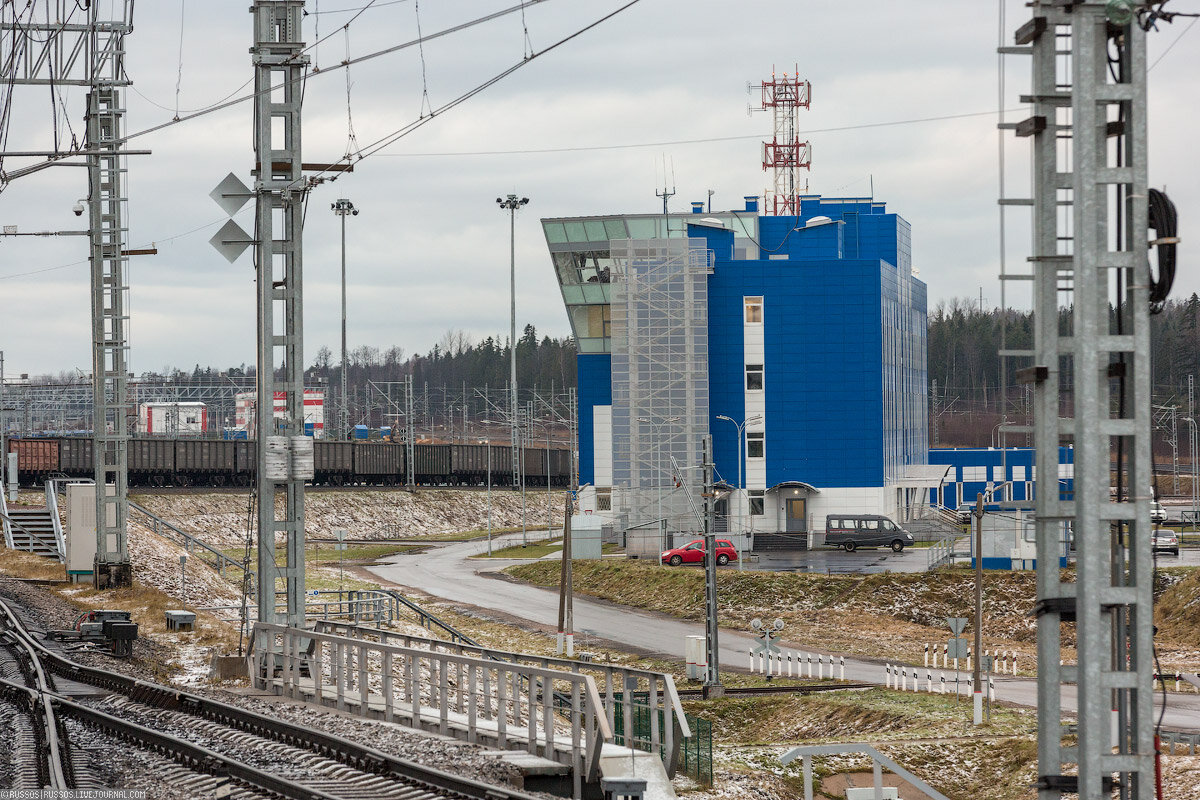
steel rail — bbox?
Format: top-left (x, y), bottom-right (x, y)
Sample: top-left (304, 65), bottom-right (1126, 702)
top-left (0, 600), bottom-right (71, 790)
top-left (0, 595), bottom-right (539, 800)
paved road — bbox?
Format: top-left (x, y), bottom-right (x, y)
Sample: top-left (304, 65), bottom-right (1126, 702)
top-left (747, 545), bottom-right (933, 573)
top-left (368, 533), bottom-right (1200, 731)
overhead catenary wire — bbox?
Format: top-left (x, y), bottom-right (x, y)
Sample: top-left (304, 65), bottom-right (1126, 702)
top-left (372, 108), bottom-right (1027, 158)
top-left (116, 0), bottom-right (557, 145)
top-left (295, 0), bottom-right (646, 187)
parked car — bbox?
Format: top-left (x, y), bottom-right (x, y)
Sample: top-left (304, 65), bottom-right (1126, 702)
top-left (824, 514), bottom-right (915, 552)
top-left (1151, 501), bottom-right (1167, 524)
top-left (661, 539), bottom-right (738, 566)
top-left (1151, 529), bottom-right (1179, 556)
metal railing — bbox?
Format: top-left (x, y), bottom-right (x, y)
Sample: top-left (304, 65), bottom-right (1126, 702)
top-left (314, 620), bottom-right (691, 778)
top-left (43, 481), bottom-right (65, 561)
top-left (781, 742), bottom-right (950, 800)
top-left (375, 589), bottom-right (479, 645)
top-left (251, 623), bottom-right (613, 797)
top-left (925, 534), bottom-right (966, 570)
top-left (0, 488), bottom-right (11, 549)
top-left (128, 500), bottom-right (250, 580)
top-left (199, 589), bottom-right (399, 623)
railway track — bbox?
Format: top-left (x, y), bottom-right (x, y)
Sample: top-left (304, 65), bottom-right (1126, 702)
top-left (0, 596), bottom-right (538, 799)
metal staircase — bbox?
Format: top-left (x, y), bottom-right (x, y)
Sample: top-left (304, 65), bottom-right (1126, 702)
top-left (2, 506), bottom-right (62, 561)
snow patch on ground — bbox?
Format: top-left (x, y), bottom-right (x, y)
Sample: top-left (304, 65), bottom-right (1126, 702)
top-left (131, 489), bottom-right (564, 548)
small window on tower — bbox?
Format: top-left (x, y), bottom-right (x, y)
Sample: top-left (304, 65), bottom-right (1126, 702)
top-left (749, 490), bottom-right (765, 516)
top-left (747, 432), bottom-right (765, 459)
top-left (746, 364), bottom-right (764, 391)
top-left (744, 297), bottom-right (763, 324)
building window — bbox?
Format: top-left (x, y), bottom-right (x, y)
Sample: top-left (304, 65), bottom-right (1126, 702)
top-left (745, 364), bottom-right (764, 391)
top-left (749, 490), bottom-right (764, 516)
top-left (744, 296), bottom-right (763, 324)
top-left (596, 489), bottom-right (612, 511)
top-left (747, 432), bottom-right (765, 459)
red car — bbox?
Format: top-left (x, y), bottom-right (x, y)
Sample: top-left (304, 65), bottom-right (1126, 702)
top-left (661, 539), bottom-right (738, 566)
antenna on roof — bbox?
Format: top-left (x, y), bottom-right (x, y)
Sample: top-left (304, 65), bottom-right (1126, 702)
top-left (655, 153), bottom-right (676, 216)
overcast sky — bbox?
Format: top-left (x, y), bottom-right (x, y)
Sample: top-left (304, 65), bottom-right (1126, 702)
top-left (1, 0), bottom-right (1197, 378)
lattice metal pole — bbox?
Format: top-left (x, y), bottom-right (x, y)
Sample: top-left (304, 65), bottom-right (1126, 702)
top-left (252, 1), bottom-right (308, 628)
top-left (1014, 4), bottom-right (1155, 797)
top-left (85, 5), bottom-right (136, 588)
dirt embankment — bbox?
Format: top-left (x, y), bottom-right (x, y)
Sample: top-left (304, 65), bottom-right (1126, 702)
top-left (131, 488), bottom-right (566, 548)
top-left (506, 561), bottom-right (1200, 672)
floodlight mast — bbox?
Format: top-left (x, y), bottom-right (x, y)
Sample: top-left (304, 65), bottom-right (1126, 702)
top-left (332, 198), bottom-right (357, 441)
top-left (497, 194), bottom-right (529, 490)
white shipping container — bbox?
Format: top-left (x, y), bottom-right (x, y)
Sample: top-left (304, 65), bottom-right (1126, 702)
top-left (138, 402), bottom-right (208, 435)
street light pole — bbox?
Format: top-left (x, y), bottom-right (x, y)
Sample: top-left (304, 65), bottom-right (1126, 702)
top-left (716, 413), bottom-right (762, 569)
top-left (332, 199), bottom-right (358, 440)
top-left (497, 194), bottom-right (529, 490)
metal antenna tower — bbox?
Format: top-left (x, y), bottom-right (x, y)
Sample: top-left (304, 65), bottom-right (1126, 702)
top-left (752, 68), bottom-right (811, 216)
top-left (655, 155), bottom-right (675, 216)
top-left (1007, 4), bottom-right (1154, 796)
top-left (0, 1), bottom-right (140, 588)
top-left (253, 0), bottom-right (309, 628)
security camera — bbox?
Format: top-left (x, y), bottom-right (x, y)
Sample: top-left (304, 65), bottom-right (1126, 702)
top-left (72, 202), bottom-right (84, 217)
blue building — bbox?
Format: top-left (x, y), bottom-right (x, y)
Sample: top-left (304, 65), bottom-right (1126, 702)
top-left (543, 195), bottom-right (933, 550)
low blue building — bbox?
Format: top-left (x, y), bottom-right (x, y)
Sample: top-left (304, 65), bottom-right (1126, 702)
top-left (927, 446), bottom-right (1076, 511)
top-left (543, 194), bottom-right (934, 550)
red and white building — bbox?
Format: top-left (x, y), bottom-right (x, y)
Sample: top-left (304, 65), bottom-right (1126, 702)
top-left (138, 402), bottom-right (209, 435)
top-left (235, 390), bottom-right (325, 438)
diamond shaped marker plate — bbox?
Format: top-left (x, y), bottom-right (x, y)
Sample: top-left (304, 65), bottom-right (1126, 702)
top-left (209, 219), bottom-right (253, 264)
top-left (210, 172), bottom-right (253, 216)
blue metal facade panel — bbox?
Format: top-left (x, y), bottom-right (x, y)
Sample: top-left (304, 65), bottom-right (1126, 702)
top-left (706, 249), bottom-right (887, 487)
top-left (927, 446), bottom-right (1076, 508)
top-left (576, 353), bottom-right (612, 486)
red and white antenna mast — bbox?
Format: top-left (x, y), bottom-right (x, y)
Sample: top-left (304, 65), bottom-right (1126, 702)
top-left (752, 68), bottom-right (811, 216)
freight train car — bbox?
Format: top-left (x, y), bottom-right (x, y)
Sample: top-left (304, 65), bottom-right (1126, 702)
top-left (7, 439), bottom-right (58, 485)
top-left (7, 436), bottom-right (572, 489)
top-left (353, 442), bottom-right (405, 485)
top-left (175, 440), bottom-right (236, 487)
top-left (414, 444), bottom-right (451, 484)
top-left (314, 441), bottom-right (354, 485)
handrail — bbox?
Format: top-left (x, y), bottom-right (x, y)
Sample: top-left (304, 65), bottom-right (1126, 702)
top-left (316, 620), bottom-right (690, 774)
top-left (0, 488), bottom-right (11, 549)
top-left (253, 622), bottom-right (614, 791)
top-left (376, 589), bottom-right (480, 645)
top-left (44, 481), bottom-right (65, 562)
top-left (128, 500), bottom-right (250, 580)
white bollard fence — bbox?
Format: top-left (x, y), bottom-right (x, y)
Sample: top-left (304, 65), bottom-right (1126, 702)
top-left (926, 644), bottom-right (1022, 675)
top-left (751, 648), bottom-right (847, 682)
